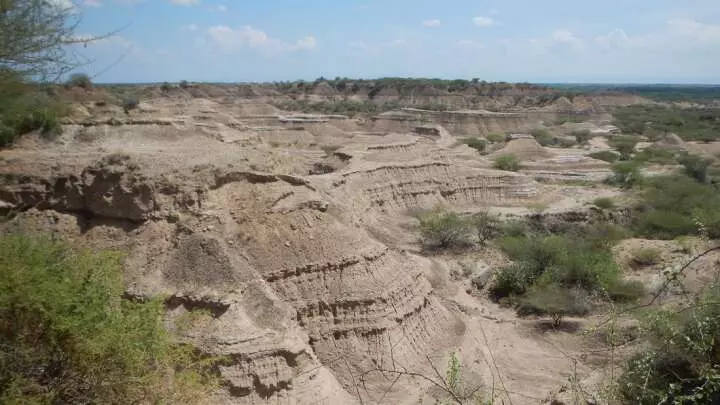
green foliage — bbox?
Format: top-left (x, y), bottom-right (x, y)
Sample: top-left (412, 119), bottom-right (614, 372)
top-left (572, 129), bottom-right (593, 144)
top-left (417, 207), bottom-right (474, 249)
top-left (160, 81), bottom-right (172, 92)
top-left (613, 105), bottom-right (720, 141)
top-left (620, 281), bottom-right (720, 404)
top-left (518, 283), bottom-right (590, 326)
top-left (608, 161), bottom-right (643, 189)
top-left (678, 153), bottom-right (713, 183)
top-left (0, 89), bottom-right (67, 146)
top-left (493, 154), bottom-right (522, 171)
top-left (632, 147), bottom-right (677, 165)
top-left (486, 132), bottom-right (506, 143)
top-left (65, 73), bottom-right (93, 89)
top-left (459, 137), bottom-right (487, 153)
top-left (0, 235), bottom-right (218, 404)
top-left (531, 128), bottom-right (556, 146)
top-left (593, 197), bottom-right (615, 210)
top-left (555, 115), bottom-right (589, 125)
top-left (588, 150), bottom-right (620, 163)
top-left (609, 135), bottom-right (640, 159)
top-left (471, 211), bottom-right (502, 245)
top-left (179, 80), bottom-right (190, 89)
top-left (490, 229), bottom-right (641, 308)
top-left (630, 247), bottom-right (662, 268)
top-left (633, 175), bottom-right (720, 239)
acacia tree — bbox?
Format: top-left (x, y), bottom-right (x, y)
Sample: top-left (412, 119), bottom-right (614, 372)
top-left (0, 0), bottom-right (90, 80)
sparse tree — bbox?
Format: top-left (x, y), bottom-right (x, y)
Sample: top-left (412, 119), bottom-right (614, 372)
top-left (0, 0), bottom-right (105, 80)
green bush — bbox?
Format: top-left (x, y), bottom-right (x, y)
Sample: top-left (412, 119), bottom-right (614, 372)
top-left (417, 207), bottom-right (473, 249)
top-left (494, 154), bottom-right (522, 171)
top-left (603, 279), bottom-right (645, 302)
top-left (678, 153), bottom-right (713, 183)
top-left (492, 231), bottom-right (634, 309)
top-left (486, 132), bottom-right (506, 143)
top-left (609, 135), bottom-right (640, 159)
top-left (489, 263), bottom-right (535, 300)
top-left (607, 161), bottom-right (643, 189)
top-left (620, 281), bottom-right (720, 404)
top-left (531, 128), bottom-right (555, 146)
top-left (0, 235), bottom-right (218, 404)
top-left (518, 283), bottom-right (590, 326)
top-left (0, 93), bottom-right (67, 146)
top-left (460, 137), bottom-right (487, 153)
top-left (593, 197), bottom-right (615, 209)
top-left (572, 129), bottom-right (593, 144)
top-left (632, 147), bottom-right (677, 165)
top-left (179, 80), bottom-right (190, 89)
top-left (65, 73), bottom-right (93, 89)
top-left (588, 150), bottom-right (620, 163)
top-left (633, 175), bottom-right (720, 239)
top-left (471, 211), bottom-right (502, 245)
top-left (630, 247), bottom-right (662, 268)
top-left (613, 104), bottom-right (720, 142)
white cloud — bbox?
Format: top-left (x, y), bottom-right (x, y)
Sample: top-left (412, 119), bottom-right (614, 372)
top-left (422, 20), bottom-right (441, 27)
top-left (666, 19), bottom-right (720, 43)
top-left (206, 26), bottom-right (317, 54)
top-left (216, 4), bottom-right (227, 11)
top-left (181, 24), bottom-right (200, 31)
top-left (83, 0), bottom-right (102, 7)
top-left (472, 16), bottom-right (495, 27)
top-left (296, 36), bottom-right (317, 50)
top-left (552, 29), bottom-right (584, 48)
top-left (169, 0), bottom-right (200, 6)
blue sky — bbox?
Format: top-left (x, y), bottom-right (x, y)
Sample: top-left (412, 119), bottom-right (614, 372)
top-left (70, 0), bottom-right (720, 83)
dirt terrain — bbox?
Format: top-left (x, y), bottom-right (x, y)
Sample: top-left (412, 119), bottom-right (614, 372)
top-left (0, 85), bottom-right (709, 404)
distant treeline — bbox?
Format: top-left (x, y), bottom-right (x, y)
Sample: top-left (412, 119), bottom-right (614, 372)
top-left (549, 84), bottom-right (720, 103)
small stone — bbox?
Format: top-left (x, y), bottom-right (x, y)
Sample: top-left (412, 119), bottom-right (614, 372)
top-left (284, 241), bottom-right (291, 247)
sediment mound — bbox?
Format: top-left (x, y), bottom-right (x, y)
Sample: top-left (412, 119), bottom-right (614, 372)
top-left (324, 161), bottom-right (539, 214)
top-left (0, 159), bottom-right (460, 404)
top-left (488, 138), bottom-right (555, 161)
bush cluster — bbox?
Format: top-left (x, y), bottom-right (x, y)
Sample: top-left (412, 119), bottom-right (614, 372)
top-left (0, 236), bottom-right (219, 404)
top-left (459, 137), bottom-right (487, 153)
top-left (633, 174), bottom-right (720, 239)
top-left (489, 226), bottom-right (643, 320)
top-left (416, 207), bottom-right (502, 249)
top-left (613, 105), bottom-right (720, 142)
top-left (620, 281), bottom-right (720, 404)
top-left (588, 150), bottom-right (620, 163)
top-left (486, 132), bottom-right (506, 143)
top-left (493, 154), bottom-right (522, 171)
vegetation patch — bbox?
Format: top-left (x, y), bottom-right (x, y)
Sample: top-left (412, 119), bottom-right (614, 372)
top-left (493, 154), bottom-right (522, 171)
top-left (489, 225), bottom-right (642, 322)
top-left (632, 174), bottom-right (720, 239)
top-left (0, 235), bottom-right (220, 404)
top-left (620, 280), bottom-right (720, 404)
top-left (486, 132), bottom-right (506, 143)
top-left (607, 161), bottom-right (644, 189)
top-left (459, 137), bottom-right (487, 153)
top-left (614, 105), bottom-right (720, 142)
top-left (593, 197), bottom-right (616, 210)
top-left (588, 150), bottom-right (620, 163)
top-left (629, 247), bottom-right (662, 268)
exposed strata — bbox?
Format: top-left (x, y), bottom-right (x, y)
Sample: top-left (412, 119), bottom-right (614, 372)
top-left (0, 86), bottom-right (622, 404)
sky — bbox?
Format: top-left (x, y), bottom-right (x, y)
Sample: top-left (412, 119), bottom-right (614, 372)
top-left (67, 0), bottom-right (720, 84)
